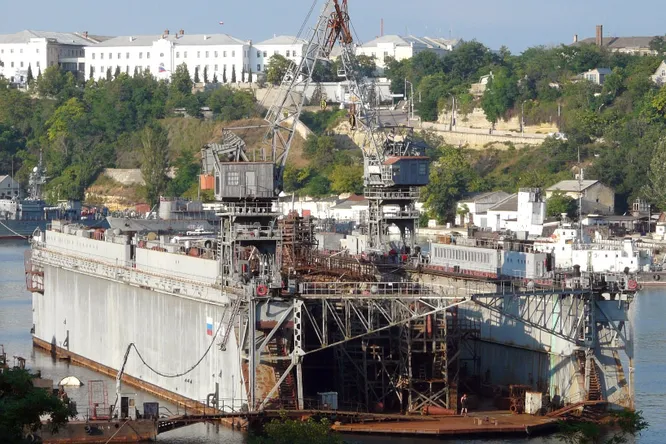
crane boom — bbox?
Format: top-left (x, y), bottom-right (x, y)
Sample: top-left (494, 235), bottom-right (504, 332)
top-left (263, 0), bottom-right (345, 192)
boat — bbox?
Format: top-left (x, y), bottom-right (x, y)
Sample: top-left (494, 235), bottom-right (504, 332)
top-left (0, 154), bottom-right (108, 239)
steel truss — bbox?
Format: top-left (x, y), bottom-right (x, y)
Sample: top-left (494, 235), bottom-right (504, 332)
top-left (240, 281), bottom-right (635, 413)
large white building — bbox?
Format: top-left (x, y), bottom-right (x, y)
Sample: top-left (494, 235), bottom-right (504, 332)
top-left (0, 30), bottom-right (100, 85)
top-left (252, 35), bottom-right (306, 77)
top-left (356, 35), bottom-right (460, 73)
top-left (85, 30), bottom-right (252, 82)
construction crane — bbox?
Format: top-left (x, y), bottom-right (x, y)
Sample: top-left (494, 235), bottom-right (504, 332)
top-left (328, 1), bottom-right (430, 254)
top-left (200, 0), bottom-right (377, 291)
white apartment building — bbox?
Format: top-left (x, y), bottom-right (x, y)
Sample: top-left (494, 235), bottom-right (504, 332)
top-left (251, 35), bottom-right (306, 78)
top-left (0, 30), bottom-right (98, 85)
top-left (85, 30), bottom-right (251, 83)
top-left (356, 35), bottom-right (460, 74)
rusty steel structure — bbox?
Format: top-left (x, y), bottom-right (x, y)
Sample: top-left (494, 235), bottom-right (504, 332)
top-left (27, 0), bottom-right (638, 429)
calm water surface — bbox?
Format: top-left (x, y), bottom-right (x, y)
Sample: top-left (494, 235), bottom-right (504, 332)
top-left (0, 240), bottom-right (659, 443)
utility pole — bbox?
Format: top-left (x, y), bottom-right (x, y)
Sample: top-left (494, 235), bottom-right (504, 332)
top-left (521, 101), bottom-right (525, 135)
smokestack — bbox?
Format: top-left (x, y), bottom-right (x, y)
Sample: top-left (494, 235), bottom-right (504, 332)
top-left (595, 25), bottom-right (603, 47)
top-left (83, 31), bottom-right (88, 39)
top-left (573, 34), bottom-right (578, 43)
top-left (381, 18), bottom-right (384, 37)
top-left (179, 29), bottom-right (185, 37)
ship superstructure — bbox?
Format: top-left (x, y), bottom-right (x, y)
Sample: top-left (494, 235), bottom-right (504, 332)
top-left (28, 0), bottom-right (638, 423)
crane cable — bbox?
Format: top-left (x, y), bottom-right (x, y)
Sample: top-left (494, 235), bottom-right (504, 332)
top-left (125, 314), bottom-right (225, 379)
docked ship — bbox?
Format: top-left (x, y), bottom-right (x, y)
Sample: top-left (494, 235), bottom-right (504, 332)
top-left (26, 1), bottom-right (637, 434)
top-left (0, 155), bottom-right (107, 239)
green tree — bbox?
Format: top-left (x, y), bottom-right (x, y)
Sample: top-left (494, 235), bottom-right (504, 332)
top-left (45, 97), bottom-right (87, 142)
top-left (212, 72), bottom-right (218, 84)
top-left (171, 63), bottom-right (193, 95)
top-left (222, 65), bottom-right (227, 83)
top-left (203, 65), bottom-right (209, 84)
top-left (231, 65), bottom-right (237, 83)
top-left (168, 149), bottom-right (200, 196)
top-left (249, 416), bottom-right (342, 444)
top-left (556, 409), bottom-right (647, 444)
top-left (356, 54), bottom-right (377, 78)
top-left (303, 135), bottom-right (336, 171)
top-left (329, 163), bottom-right (363, 194)
top-left (140, 122), bottom-right (170, 206)
top-left (0, 367), bottom-right (74, 442)
top-left (207, 87), bottom-right (257, 121)
top-left (482, 68), bottom-right (519, 124)
top-left (114, 65), bottom-right (121, 79)
top-left (26, 64), bottom-right (34, 84)
top-left (546, 190), bottom-right (578, 219)
top-left (422, 146), bottom-right (482, 223)
top-left (643, 139), bottom-right (666, 211)
top-left (194, 66), bottom-right (200, 84)
top-left (266, 54), bottom-right (291, 85)
top-left (106, 67), bottom-right (112, 81)
top-left (416, 73), bottom-right (449, 121)
top-left (35, 66), bottom-right (66, 98)
top-left (649, 36), bottom-right (666, 55)
top-left (247, 66), bottom-right (253, 84)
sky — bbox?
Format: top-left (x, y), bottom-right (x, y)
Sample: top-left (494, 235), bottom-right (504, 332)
top-left (1, 0), bottom-right (664, 53)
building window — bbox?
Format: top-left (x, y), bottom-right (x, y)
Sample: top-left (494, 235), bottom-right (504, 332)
top-left (118, 53), bottom-right (121, 59)
top-left (100, 53), bottom-right (104, 59)
top-left (274, 50), bottom-right (278, 55)
top-left (36, 48), bottom-right (39, 53)
top-left (184, 51), bottom-right (188, 57)
top-left (109, 52), bottom-right (112, 59)
top-left (223, 51), bottom-right (227, 57)
top-left (92, 53), bottom-right (96, 60)
top-left (263, 51), bottom-right (267, 57)
top-left (146, 52), bottom-right (150, 59)
top-left (10, 49), bottom-right (13, 53)
top-left (257, 51), bottom-right (261, 58)
top-left (101, 65), bottom-right (104, 72)
top-left (176, 52), bottom-right (180, 58)
top-left (197, 51), bottom-right (200, 58)
top-left (226, 171), bottom-right (240, 186)
top-left (232, 50), bottom-right (235, 57)
top-left (10, 62), bottom-right (14, 68)
top-left (36, 61), bottom-right (40, 67)
top-left (126, 52), bottom-right (130, 59)
top-left (19, 48), bottom-right (23, 53)
top-left (293, 51), bottom-right (297, 57)
top-left (214, 51), bottom-right (218, 57)
top-left (418, 163), bottom-right (427, 175)
top-left (20, 62), bottom-right (23, 67)
top-left (214, 64), bottom-right (218, 71)
top-left (286, 50), bottom-right (290, 57)
top-left (139, 52), bottom-right (143, 59)
top-left (257, 64), bottom-right (261, 72)
top-left (205, 51), bottom-right (209, 58)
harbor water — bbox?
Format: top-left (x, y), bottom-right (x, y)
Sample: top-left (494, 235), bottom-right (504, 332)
top-left (0, 240), bottom-right (656, 443)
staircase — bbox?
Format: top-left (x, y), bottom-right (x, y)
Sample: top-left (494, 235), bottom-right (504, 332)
top-left (576, 350), bottom-right (602, 402)
top-left (268, 337), bottom-right (297, 409)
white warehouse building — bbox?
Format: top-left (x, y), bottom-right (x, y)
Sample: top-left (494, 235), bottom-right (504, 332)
top-left (0, 30), bottom-right (100, 85)
top-left (356, 35), bottom-right (461, 74)
top-left (85, 30), bottom-right (252, 82)
top-left (251, 35), bottom-right (306, 77)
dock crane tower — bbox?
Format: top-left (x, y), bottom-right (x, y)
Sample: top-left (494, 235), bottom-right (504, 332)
top-left (330, 1), bottom-right (430, 254)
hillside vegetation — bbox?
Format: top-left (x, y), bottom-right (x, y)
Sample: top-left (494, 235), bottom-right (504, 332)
top-left (384, 41), bottom-right (666, 219)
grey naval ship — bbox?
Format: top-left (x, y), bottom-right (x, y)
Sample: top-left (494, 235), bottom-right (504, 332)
top-left (25, 0), bottom-right (637, 435)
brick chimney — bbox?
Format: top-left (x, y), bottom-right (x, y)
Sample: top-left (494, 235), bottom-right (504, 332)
top-left (83, 31), bottom-right (89, 39)
top-left (573, 34), bottom-right (578, 43)
top-left (595, 25), bottom-right (603, 47)
top-left (179, 29), bottom-right (185, 36)
top-left (163, 29), bottom-right (170, 39)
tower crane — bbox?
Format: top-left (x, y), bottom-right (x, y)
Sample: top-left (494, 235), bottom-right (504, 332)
top-left (328, 1), bottom-right (430, 254)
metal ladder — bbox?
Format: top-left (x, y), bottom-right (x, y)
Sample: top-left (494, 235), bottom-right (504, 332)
top-left (219, 295), bottom-right (244, 351)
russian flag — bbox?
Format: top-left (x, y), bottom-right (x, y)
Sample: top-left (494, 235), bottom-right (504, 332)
top-left (206, 317), bottom-right (214, 336)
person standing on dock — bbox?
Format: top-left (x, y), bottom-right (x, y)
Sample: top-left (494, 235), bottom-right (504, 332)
top-left (461, 394), bottom-right (468, 416)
